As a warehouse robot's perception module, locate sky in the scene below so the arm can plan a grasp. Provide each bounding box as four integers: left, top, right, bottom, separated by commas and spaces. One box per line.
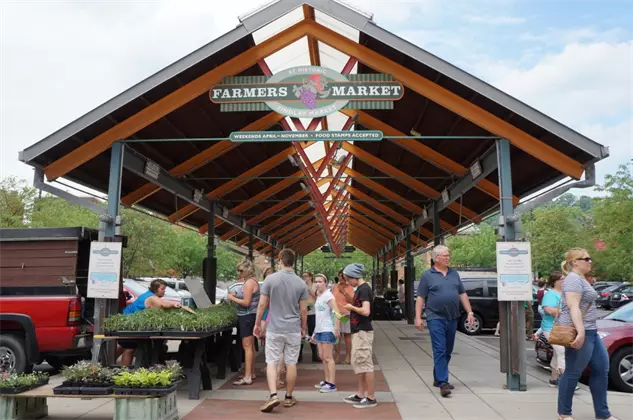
1, 0, 632, 199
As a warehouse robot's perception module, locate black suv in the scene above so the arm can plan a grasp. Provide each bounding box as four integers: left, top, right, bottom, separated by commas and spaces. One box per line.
458, 278, 542, 335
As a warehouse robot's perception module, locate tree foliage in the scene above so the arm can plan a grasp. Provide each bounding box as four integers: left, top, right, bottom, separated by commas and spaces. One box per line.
1, 163, 630, 282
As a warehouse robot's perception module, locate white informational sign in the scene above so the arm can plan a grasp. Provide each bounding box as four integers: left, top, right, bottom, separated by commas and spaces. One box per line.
184, 278, 213, 309
496, 241, 533, 301
87, 242, 122, 299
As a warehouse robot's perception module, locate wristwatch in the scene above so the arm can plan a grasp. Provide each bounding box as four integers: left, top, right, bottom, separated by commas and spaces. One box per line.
467, 311, 474, 315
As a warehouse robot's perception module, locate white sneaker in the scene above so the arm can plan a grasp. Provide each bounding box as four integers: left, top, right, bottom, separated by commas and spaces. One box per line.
314, 380, 326, 389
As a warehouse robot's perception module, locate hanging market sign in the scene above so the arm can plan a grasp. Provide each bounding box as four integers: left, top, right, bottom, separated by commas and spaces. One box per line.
229, 130, 383, 142
209, 66, 403, 118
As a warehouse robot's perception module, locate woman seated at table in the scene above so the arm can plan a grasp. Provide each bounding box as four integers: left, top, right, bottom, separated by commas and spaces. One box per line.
117, 279, 194, 366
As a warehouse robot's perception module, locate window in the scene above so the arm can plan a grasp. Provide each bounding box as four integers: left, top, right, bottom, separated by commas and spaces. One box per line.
462, 280, 484, 297
487, 280, 498, 298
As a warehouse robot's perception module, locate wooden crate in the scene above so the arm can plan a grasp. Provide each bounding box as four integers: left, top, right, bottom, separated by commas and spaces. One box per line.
114, 392, 178, 420
0, 396, 47, 420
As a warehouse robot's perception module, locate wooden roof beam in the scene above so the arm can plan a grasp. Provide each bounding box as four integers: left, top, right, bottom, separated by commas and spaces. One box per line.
341, 142, 479, 221
169, 144, 309, 223
306, 20, 585, 179
340, 109, 520, 205
120, 112, 284, 206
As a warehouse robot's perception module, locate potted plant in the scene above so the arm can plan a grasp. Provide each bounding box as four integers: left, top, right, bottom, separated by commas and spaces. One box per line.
112, 363, 182, 396
0, 372, 49, 395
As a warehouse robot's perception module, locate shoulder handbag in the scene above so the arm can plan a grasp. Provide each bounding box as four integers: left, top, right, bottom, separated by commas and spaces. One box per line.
548, 299, 591, 347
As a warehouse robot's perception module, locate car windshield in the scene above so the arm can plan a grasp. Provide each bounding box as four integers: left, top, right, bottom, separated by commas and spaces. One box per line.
604, 303, 633, 323
123, 279, 147, 295
601, 284, 623, 293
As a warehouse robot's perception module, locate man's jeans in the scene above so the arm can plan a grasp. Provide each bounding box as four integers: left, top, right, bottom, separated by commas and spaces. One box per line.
427, 318, 458, 386
558, 330, 610, 419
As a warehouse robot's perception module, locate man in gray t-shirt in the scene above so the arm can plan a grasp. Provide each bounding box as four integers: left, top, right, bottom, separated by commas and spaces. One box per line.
254, 249, 308, 413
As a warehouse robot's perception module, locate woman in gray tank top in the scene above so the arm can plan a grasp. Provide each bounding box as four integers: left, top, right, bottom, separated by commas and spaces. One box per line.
227, 258, 260, 385
556, 248, 617, 420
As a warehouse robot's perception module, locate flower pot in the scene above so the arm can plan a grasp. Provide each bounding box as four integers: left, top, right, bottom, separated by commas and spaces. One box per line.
79, 386, 113, 395
52, 385, 81, 395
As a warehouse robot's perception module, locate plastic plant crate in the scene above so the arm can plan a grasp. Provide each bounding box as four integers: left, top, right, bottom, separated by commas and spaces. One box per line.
114, 391, 177, 420
0, 396, 48, 420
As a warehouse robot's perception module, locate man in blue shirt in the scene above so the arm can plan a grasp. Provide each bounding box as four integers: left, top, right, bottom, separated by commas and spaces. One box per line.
415, 245, 475, 398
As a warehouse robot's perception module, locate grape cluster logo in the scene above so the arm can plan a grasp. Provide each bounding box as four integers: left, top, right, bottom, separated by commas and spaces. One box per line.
209, 66, 403, 118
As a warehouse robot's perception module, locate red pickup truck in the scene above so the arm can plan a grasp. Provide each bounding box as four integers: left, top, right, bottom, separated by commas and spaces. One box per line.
0, 227, 120, 372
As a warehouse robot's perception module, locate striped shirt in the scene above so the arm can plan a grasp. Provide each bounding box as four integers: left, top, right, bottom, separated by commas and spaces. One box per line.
558, 272, 599, 330
228, 279, 260, 316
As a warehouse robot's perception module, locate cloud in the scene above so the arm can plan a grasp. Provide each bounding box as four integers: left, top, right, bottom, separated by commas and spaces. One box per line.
521, 27, 628, 46
473, 41, 633, 128
465, 15, 526, 25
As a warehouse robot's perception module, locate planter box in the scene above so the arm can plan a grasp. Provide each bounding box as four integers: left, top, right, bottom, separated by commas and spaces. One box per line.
0, 386, 30, 396
113, 383, 177, 397
79, 386, 113, 395
52, 385, 81, 395
0, 396, 47, 420
114, 391, 177, 420
108, 331, 157, 337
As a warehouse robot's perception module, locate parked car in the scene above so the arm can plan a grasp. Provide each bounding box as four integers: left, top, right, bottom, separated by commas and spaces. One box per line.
458, 277, 541, 335
596, 284, 628, 309
122, 279, 183, 307
593, 281, 623, 290
608, 284, 633, 309
536, 302, 633, 393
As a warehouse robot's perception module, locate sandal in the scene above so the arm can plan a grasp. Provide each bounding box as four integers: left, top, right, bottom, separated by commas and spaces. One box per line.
233, 378, 253, 386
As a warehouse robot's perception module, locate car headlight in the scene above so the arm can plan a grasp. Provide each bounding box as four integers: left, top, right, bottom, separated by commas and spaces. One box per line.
598, 331, 611, 339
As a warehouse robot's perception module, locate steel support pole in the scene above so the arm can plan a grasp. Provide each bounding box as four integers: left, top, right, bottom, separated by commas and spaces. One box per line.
382, 253, 388, 294
390, 240, 397, 289
204, 201, 217, 304
270, 241, 276, 270
496, 138, 525, 391
92, 142, 124, 365
300, 255, 304, 273
294, 254, 299, 271
248, 226, 254, 261
433, 200, 441, 246
371, 257, 377, 290
405, 229, 414, 324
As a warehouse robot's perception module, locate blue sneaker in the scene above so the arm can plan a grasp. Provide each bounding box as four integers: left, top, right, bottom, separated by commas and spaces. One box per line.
320, 383, 337, 393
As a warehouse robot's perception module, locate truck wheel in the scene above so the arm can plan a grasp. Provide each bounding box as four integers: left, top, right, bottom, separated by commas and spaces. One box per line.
0, 335, 28, 373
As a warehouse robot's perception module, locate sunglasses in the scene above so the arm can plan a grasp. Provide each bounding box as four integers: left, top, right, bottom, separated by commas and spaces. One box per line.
575, 257, 592, 262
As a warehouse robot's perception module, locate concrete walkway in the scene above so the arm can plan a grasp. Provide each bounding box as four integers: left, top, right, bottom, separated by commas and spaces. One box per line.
40, 321, 633, 419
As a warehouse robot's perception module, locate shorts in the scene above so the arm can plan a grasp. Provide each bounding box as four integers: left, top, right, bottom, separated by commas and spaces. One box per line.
265, 331, 301, 365
118, 340, 137, 349
314, 332, 337, 344
543, 330, 566, 372
351, 330, 374, 374
238, 313, 256, 338
340, 321, 351, 334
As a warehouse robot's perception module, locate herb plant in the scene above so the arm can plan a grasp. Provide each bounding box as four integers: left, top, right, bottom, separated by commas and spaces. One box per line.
104, 302, 237, 333
0, 372, 49, 389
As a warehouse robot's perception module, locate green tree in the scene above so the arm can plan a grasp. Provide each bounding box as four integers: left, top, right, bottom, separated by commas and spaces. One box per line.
215, 246, 243, 282
302, 247, 375, 284
30, 196, 99, 228
0, 177, 37, 227
119, 209, 173, 277
164, 228, 207, 278
446, 224, 497, 267
589, 163, 633, 281
524, 205, 586, 276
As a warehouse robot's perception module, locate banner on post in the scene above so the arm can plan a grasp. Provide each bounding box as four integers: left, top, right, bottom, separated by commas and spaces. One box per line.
229, 130, 383, 142
496, 241, 533, 301
87, 242, 122, 299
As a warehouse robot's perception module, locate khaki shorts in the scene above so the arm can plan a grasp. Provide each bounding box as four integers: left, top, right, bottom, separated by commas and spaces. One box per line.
265, 332, 301, 365
351, 330, 374, 374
